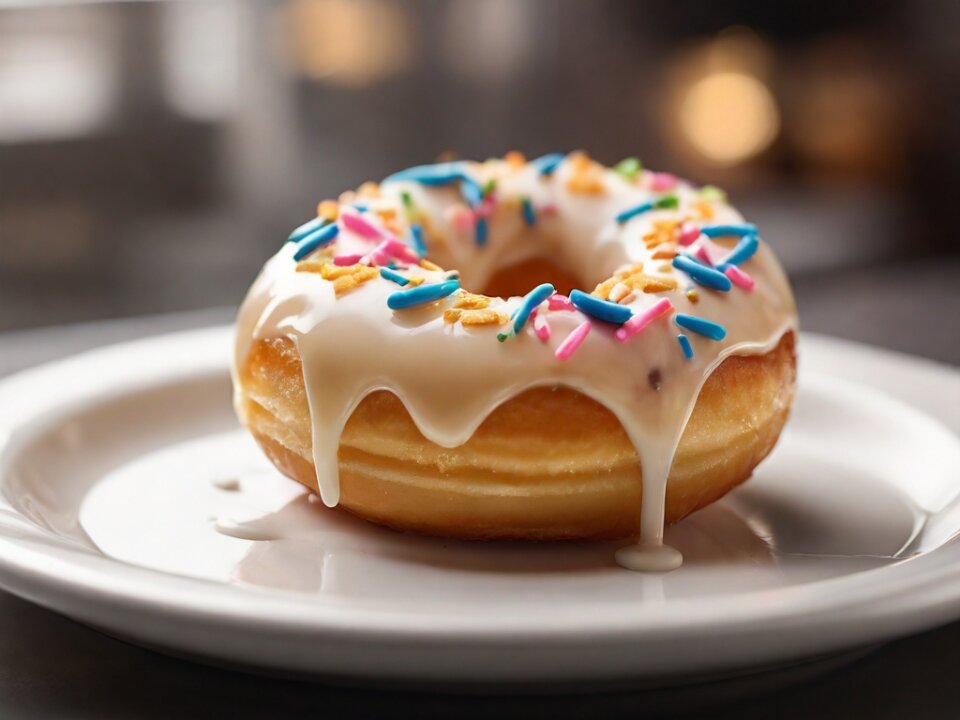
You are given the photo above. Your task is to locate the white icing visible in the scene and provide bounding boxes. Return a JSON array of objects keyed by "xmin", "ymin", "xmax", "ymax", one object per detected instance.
[{"xmin": 232, "ymin": 157, "xmax": 797, "ymax": 571}]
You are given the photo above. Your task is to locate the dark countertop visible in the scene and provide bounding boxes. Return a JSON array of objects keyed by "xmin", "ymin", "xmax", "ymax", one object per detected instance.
[{"xmin": 0, "ymin": 259, "xmax": 957, "ymax": 719}]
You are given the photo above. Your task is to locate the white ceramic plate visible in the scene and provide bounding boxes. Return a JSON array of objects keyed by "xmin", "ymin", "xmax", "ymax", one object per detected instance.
[{"xmin": 0, "ymin": 327, "xmax": 958, "ymax": 688}]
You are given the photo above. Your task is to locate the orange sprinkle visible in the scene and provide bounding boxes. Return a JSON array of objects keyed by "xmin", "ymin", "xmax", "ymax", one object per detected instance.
[
  {"xmin": 443, "ymin": 309, "xmax": 462, "ymax": 323},
  {"xmin": 686, "ymin": 288, "xmax": 700, "ymax": 304},
  {"xmin": 460, "ymin": 309, "xmax": 509, "ymax": 326},
  {"xmin": 691, "ymin": 200, "xmax": 715, "ymax": 221},
  {"xmin": 505, "ymin": 150, "xmax": 526, "ymax": 168},
  {"xmin": 358, "ymin": 181, "xmax": 380, "ymax": 198},
  {"xmin": 317, "ymin": 199, "xmax": 339, "ymax": 221},
  {"xmin": 453, "ymin": 290, "xmax": 491, "ymax": 309},
  {"xmin": 419, "ymin": 259, "xmax": 443, "ymax": 272},
  {"xmin": 651, "ymin": 246, "xmax": 678, "ymax": 260},
  {"xmin": 566, "ymin": 151, "xmax": 606, "ymax": 195}
]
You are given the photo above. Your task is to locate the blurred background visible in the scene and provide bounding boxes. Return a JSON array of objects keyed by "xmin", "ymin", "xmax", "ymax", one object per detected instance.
[{"xmin": 1, "ymin": 0, "xmax": 958, "ymax": 362}]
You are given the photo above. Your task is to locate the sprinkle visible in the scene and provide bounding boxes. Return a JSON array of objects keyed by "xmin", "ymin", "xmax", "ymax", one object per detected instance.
[
  {"xmin": 694, "ymin": 244, "xmax": 714, "ymax": 266},
  {"xmin": 677, "ymin": 334, "xmax": 694, "ymax": 359},
  {"xmin": 340, "ymin": 211, "xmax": 383, "ymax": 240},
  {"xmin": 375, "ymin": 237, "xmax": 420, "ymax": 264},
  {"xmin": 409, "ymin": 224, "xmax": 427, "ymax": 256},
  {"xmin": 512, "ymin": 283, "xmax": 555, "ymax": 333},
  {"xmin": 288, "ymin": 216, "xmax": 327, "ymax": 243},
  {"xmin": 555, "ymin": 320, "xmax": 592, "ymax": 361},
  {"xmin": 387, "ymin": 279, "xmax": 460, "ymax": 310},
  {"xmin": 317, "ymin": 200, "xmax": 339, "ymax": 221},
  {"xmin": 379, "ymin": 267, "xmax": 409, "ymax": 286},
  {"xmin": 450, "ymin": 205, "xmax": 474, "ymax": 231},
  {"xmin": 697, "ymin": 185, "xmax": 727, "ymax": 203},
  {"xmin": 700, "ymin": 223, "xmax": 758, "ymax": 238},
  {"xmin": 504, "ymin": 151, "xmax": 526, "ymax": 168},
  {"xmin": 452, "ymin": 290, "xmax": 490, "ymax": 309},
  {"xmin": 293, "ymin": 223, "xmax": 340, "ymax": 260},
  {"xmin": 333, "ymin": 253, "xmax": 364, "ymax": 266},
  {"xmin": 615, "ymin": 195, "xmax": 678, "ymax": 224},
  {"xmin": 533, "ymin": 315, "xmax": 551, "ymax": 342},
  {"xmin": 384, "ymin": 161, "xmax": 468, "ymax": 186},
  {"xmin": 475, "ymin": 216, "xmax": 488, "ymax": 246},
  {"xmin": 521, "ymin": 196, "xmax": 536, "ymax": 226},
  {"xmin": 677, "ymin": 222, "xmax": 701, "ymax": 246},
  {"xmin": 685, "ymin": 288, "xmax": 700, "ymax": 303},
  {"xmin": 460, "ymin": 177, "xmax": 484, "ymax": 207},
  {"xmin": 570, "ymin": 289, "xmax": 633, "ymax": 324},
  {"xmin": 531, "ymin": 153, "xmax": 565, "ymax": 176},
  {"xmin": 719, "ymin": 234, "xmax": 759, "ymax": 266},
  {"xmin": 649, "ymin": 172, "xmax": 677, "ymax": 191},
  {"xmin": 724, "ymin": 265, "xmax": 756, "ymax": 291},
  {"xmin": 482, "ymin": 178, "xmax": 497, "ymax": 197},
  {"xmin": 420, "ymin": 258, "xmax": 442, "ymax": 271},
  {"xmin": 614, "ymin": 298, "xmax": 673, "ymax": 343},
  {"xmin": 548, "ymin": 293, "xmax": 574, "ymax": 311},
  {"xmin": 400, "ymin": 191, "xmax": 417, "ymax": 222},
  {"xmin": 540, "ymin": 203, "xmax": 559, "ymax": 216},
  {"xmin": 672, "ymin": 255, "xmax": 732, "ymax": 291},
  {"xmin": 675, "ymin": 313, "xmax": 727, "ymax": 341},
  {"xmin": 351, "ymin": 203, "xmax": 369, "ymax": 212},
  {"xmin": 613, "ymin": 157, "xmax": 642, "ymax": 181}
]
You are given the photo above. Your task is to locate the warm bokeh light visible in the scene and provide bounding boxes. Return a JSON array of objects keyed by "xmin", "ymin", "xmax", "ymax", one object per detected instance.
[
  {"xmin": 679, "ymin": 71, "xmax": 780, "ymax": 165},
  {"xmin": 286, "ymin": 0, "xmax": 412, "ymax": 87}
]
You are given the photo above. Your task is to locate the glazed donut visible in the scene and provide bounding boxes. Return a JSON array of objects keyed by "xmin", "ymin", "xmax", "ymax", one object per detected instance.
[{"xmin": 233, "ymin": 151, "xmax": 797, "ymax": 571}]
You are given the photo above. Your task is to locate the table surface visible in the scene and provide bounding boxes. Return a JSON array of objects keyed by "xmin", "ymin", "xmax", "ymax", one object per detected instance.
[{"xmin": 1, "ymin": 260, "xmax": 959, "ymax": 719}]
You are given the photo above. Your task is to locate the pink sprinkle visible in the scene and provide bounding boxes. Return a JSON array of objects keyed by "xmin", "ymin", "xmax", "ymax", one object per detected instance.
[
  {"xmin": 615, "ymin": 298, "xmax": 674, "ymax": 343},
  {"xmin": 649, "ymin": 172, "xmax": 677, "ymax": 191},
  {"xmin": 333, "ymin": 253, "xmax": 365, "ymax": 266},
  {"xmin": 724, "ymin": 265, "xmax": 756, "ymax": 291},
  {"xmin": 695, "ymin": 244, "xmax": 714, "ymax": 266},
  {"xmin": 449, "ymin": 205, "xmax": 474, "ymax": 231},
  {"xmin": 476, "ymin": 197, "xmax": 496, "ymax": 219},
  {"xmin": 540, "ymin": 203, "xmax": 559, "ymax": 216},
  {"xmin": 555, "ymin": 320, "xmax": 592, "ymax": 361},
  {"xmin": 533, "ymin": 315, "xmax": 551, "ymax": 342},
  {"xmin": 340, "ymin": 211, "xmax": 383, "ymax": 240},
  {"xmin": 547, "ymin": 293, "xmax": 575, "ymax": 311},
  {"xmin": 677, "ymin": 222, "xmax": 700, "ymax": 246},
  {"xmin": 378, "ymin": 237, "xmax": 420, "ymax": 263}
]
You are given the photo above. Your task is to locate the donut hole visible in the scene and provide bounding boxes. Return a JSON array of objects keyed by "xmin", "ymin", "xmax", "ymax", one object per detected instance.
[{"xmin": 479, "ymin": 257, "xmax": 588, "ymax": 299}]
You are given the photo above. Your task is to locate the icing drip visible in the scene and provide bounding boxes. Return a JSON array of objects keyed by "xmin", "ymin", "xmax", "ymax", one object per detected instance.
[{"xmin": 232, "ymin": 156, "xmax": 797, "ymax": 571}]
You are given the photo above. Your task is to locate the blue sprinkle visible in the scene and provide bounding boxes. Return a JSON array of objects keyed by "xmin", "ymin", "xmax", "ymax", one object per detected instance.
[
  {"xmin": 383, "ymin": 162, "xmax": 468, "ymax": 186},
  {"xmin": 460, "ymin": 176, "xmax": 484, "ymax": 207},
  {"xmin": 475, "ymin": 216, "xmax": 488, "ymax": 247},
  {"xmin": 287, "ymin": 216, "xmax": 327, "ymax": 243},
  {"xmin": 409, "ymin": 224, "xmax": 427, "ymax": 256},
  {"xmin": 615, "ymin": 200, "xmax": 654, "ymax": 224},
  {"xmin": 351, "ymin": 203, "xmax": 369, "ymax": 212},
  {"xmin": 387, "ymin": 279, "xmax": 460, "ymax": 310},
  {"xmin": 700, "ymin": 223, "xmax": 758, "ymax": 238},
  {"xmin": 531, "ymin": 153, "xmax": 565, "ymax": 176},
  {"xmin": 614, "ymin": 195, "xmax": 677, "ymax": 224},
  {"xmin": 512, "ymin": 283, "xmax": 555, "ymax": 334},
  {"xmin": 672, "ymin": 255, "xmax": 732, "ymax": 292},
  {"xmin": 521, "ymin": 197, "xmax": 536, "ymax": 226},
  {"xmin": 569, "ymin": 289, "xmax": 633, "ymax": 325},
  {"xmin": 293, "ymin": 223, "xmax": 340, "ymax": 261},
  {"xmin": 677, "ymin": 334, "xmax": 694, "ymax": 359},
  {"xmin": 721, "ymin": 234, "xmax": 759, "ymax": 266},
  {"xmin": 675, "ymin": 313, "xmax": 727, "ymax": 341},
  {"xmin": 379, "ymin": 267, "xmax": 409, "ymax": 286}
]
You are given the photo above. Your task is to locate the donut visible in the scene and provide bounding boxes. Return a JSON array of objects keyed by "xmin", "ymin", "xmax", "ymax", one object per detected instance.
[{"xmin": 233, "ymin": 151, "xmax": 797, "ymax": 571}]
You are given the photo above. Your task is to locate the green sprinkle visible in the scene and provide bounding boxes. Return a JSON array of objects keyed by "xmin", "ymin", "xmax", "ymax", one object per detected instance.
[
  {"xmin": 698, "ymin": 185, "xmax": 727, "ymax": 203},
  {"xmin": 400, "ymin": 190, "xmax": 417, "ymax": 223},
  {"xmin": 497, "ymin": 332, "xmax": 511, "ymax": 343},
  {"xmin": 613, "ymin": 157, "xmax": 642, "ymax": 181},
  {"xmin": 654, "ymin": 195, "xmax": 679, "ymax": 210},
  {"xmin": 482, "ymin": 179, "xmax": 497, "ymax": 198}
]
